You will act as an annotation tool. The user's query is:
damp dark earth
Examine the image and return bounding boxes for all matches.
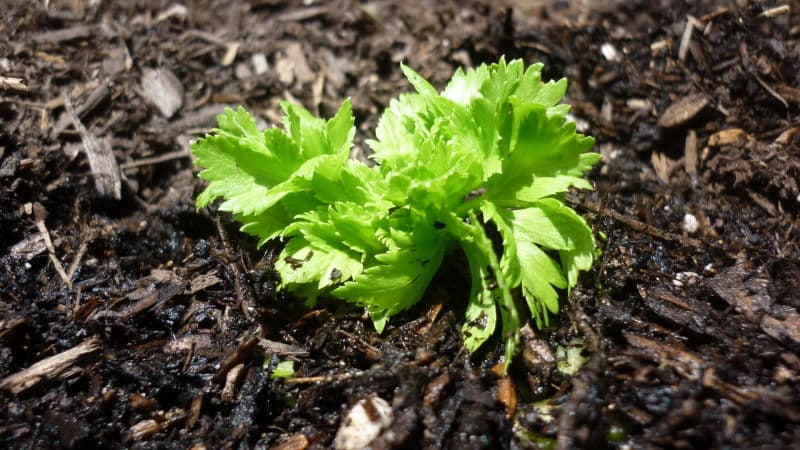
[2,1,799,448]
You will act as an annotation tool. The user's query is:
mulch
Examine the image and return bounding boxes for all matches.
[1,0,799,448]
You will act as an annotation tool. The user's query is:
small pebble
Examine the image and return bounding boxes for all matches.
[601,43,620,61]
[682,213,699,234]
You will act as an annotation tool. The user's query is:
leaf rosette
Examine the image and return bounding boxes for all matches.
[192,58,600,369]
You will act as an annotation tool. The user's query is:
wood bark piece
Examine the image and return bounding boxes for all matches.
[269,434,309,450]
[63,95,122,199]
[684,129,697,175]
[213,336,259,383]
[140,68,184,118]
[708,128,747,146]
[32,25,93,44]
[657,93,708,128]
[258,338,308,356]
[761,311,800,346]
[55,81,111,134]
[0,76,28,92]
[32,202,73,288]
[0,336,101,394]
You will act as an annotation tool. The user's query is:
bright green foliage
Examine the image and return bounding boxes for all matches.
[270,360,295,379]
[192,58,599,370]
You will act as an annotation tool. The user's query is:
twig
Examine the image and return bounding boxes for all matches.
[758,5,790,18]
[566,193,705,248]
[32,203,73,289]
[336,329,382,359]
[66,241,88,280]
[212,336,259,384]
[285,370,370,385]
[753,73,789,109]
[0,336,101,394]
[120,149,191,170]
[678,15,697,61]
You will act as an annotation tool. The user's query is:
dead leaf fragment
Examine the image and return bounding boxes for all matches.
[658,94,708,128]
[491,362,518,418]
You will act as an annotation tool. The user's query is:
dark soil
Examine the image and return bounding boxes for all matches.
[2,0,799,448]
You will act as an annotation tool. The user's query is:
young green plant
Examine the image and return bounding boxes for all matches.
[192,58,599,369]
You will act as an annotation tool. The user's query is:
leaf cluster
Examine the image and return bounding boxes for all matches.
[192,58,600,369]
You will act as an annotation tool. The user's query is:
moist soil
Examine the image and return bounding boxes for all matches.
[1,0,799,448]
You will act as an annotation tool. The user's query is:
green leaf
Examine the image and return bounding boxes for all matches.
[270,360,295,379]
[510,199,596,326]
[333,226,445,333]
[326,98,356,154]
[487,102,596,207]
[443,211,519,370]
[400,63,438,97]
[512,198,592,251]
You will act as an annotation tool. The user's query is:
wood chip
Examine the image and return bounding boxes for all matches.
[221,42,239,67]
[658,94,708,128]
[422,372,451,408]
[140,68,184,118]
[775,127,799,145]
[0,76,28,92]
[269,434,309,450]
[221,363,246,402]
[155,3,189,22]
[0,317,29,340]
[761,311,800,346]
[747,190,778,216]
[189,270,221,294]
[31,202,73,288]
[188,395,203,428]
[63,95,122,199]
[0,336,101,394]
[758,5,790,18]
[129,419,161,441]
[684,129,698,175]
[32,25,93,44]
[55,81,111,134]
[678,16,695,61]
[651,152,676,183]
[334,396,393,450]
[164,334,213,355]
[774,83,800,104]
[258,338,308,356]
[9,233,46,261]
[708,259,772,319]
[708,128,747,146]
[213,336,259,383]
[274,5,329,22]
[284,42,314,84]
